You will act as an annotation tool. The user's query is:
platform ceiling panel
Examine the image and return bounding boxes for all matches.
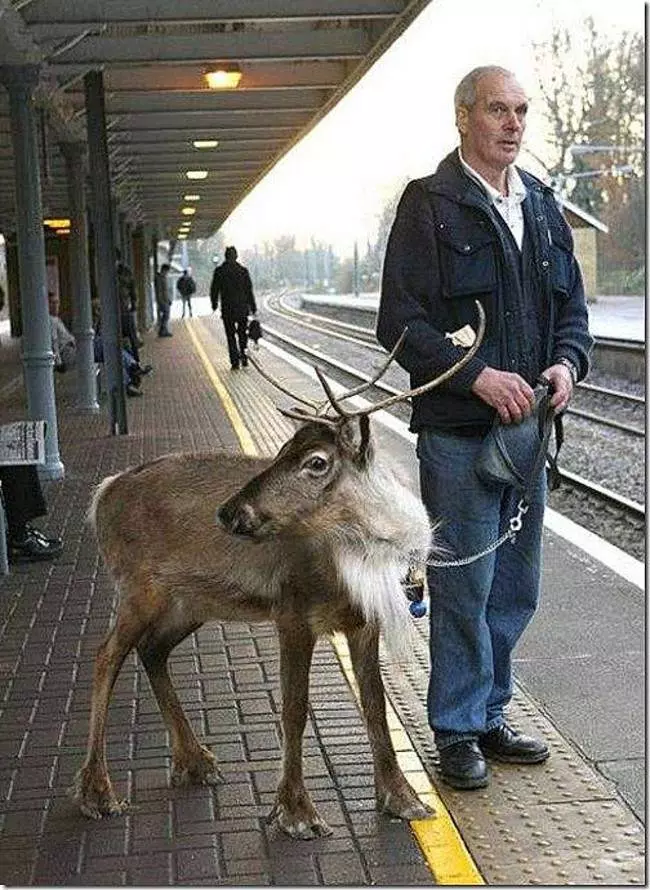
[0,0,431,239]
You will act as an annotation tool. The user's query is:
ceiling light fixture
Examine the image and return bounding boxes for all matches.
[186,170,208,180]
[44,218,71,228]
[204,64,242,90]
[181,207,196,216]
[193,139,219,149]
[183,194,201,201]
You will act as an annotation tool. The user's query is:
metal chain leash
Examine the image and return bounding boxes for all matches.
[427,499,530,569]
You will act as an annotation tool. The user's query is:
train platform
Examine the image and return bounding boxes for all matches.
[0,314,644,887]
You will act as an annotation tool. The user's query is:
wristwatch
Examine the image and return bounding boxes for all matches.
[557,357,578,384]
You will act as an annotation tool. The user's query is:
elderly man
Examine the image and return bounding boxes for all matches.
[377,66,593,789]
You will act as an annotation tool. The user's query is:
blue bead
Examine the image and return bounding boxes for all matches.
[409,601,427,619]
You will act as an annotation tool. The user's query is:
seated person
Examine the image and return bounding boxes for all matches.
[0,464,62,562]
[93,325,151,397]
[48,292,76,372]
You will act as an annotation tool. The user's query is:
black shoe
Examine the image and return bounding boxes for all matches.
[126,384,143,397]
[231,363,239,371]
[479,723,549,764]
[437,740,489,790]
[241,354,248,367]
[9,527,63,563]
[137,363,153,376]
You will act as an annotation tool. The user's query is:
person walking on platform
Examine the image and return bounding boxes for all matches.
[210,246,257,370]
[176,268,196,318]
[155,263,174,337]
[377,65,593,790]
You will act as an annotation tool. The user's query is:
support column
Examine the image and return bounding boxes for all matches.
[61,141,99,414]
[84,69,127,435]
[0,64,64,479]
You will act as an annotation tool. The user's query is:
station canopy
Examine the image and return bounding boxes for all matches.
[0,1,430,240]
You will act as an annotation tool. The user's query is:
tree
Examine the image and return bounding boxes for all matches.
[533,19,644,292]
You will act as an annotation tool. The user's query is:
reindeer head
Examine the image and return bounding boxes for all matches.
[217,301,485,542]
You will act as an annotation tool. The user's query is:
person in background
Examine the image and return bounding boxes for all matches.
[176,268,197,318]
[376,65,593,791]
[48,292,76,372]
[155,263,174,337]
[93,322,149,398]
[0,464,63,562]
[116,249,143,362]
[210,246,257,370]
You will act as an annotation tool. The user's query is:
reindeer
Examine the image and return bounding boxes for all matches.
[72,303,485,839]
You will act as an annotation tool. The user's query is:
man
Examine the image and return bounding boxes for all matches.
[210,246,257,369]
[0,465,63,562]
[116,250,143,361]
[377,66,593,790]
[48,292,76,372]
[176,268,197,318]
[155,263,174,337]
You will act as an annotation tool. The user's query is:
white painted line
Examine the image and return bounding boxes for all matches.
[543,508,644,591]
[260,338,645,591]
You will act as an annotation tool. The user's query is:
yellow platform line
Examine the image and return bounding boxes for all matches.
[187,321,484,885]
[185,320,257,456]
[331,634,484,886]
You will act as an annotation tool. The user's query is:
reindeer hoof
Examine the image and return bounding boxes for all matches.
[70,769,129,820]
[267,802,333,840]
[171,746,223,787]
[377,788,435,822]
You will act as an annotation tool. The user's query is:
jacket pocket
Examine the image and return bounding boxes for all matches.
[548,222,572,297]
[436,223,498,298]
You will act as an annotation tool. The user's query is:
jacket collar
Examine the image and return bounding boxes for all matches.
[425,149,552,207]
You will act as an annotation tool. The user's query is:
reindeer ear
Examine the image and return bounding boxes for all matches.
[353,415,373,468]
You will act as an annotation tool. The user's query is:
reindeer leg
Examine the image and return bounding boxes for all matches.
[137,621,222,787]
[346,624,433,821]
[72,606,147,819]
[269,615,332,840]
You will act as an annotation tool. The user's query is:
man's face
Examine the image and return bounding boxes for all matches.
[458,73,528,173]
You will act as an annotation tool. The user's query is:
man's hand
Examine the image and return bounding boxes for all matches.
[540,363,573,412]
[471,367,535,424]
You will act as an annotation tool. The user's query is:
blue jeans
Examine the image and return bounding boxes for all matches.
[417,429,546,749]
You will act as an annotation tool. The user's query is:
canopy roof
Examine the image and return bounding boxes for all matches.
[0,0,430,239]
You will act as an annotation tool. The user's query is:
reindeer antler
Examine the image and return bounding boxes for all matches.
[246,352,321,412]
[319,300,486,419]
[249,300,485,425]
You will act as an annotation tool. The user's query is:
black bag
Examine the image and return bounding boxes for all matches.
[474,379,562,500]
[247,317,262,343]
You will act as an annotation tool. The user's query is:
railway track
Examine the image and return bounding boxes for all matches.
[268,292,646,437]
[261,294,645,558]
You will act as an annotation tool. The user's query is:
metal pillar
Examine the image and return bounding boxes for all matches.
[0,64,64,479]
[84,69,127,435]
[118,211,127,262]
[61,141,99,414]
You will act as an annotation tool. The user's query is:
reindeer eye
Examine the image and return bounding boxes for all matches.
[303,454,330,475]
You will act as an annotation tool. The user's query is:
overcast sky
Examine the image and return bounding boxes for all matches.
[221,0,644,257]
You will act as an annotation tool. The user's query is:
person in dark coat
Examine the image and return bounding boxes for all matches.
[210,246,257,369]
[376,65,593,791]
[176,269,197,318]
[0,465,62,562]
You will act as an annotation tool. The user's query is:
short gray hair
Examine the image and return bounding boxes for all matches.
[454,66,515,112]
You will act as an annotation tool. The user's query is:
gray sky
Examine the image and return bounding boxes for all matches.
[222,0,644,256]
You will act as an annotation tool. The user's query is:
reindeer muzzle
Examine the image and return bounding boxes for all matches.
[216,499,261,537]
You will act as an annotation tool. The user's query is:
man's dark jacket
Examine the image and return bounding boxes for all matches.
[376,151,593,434]
[210,259,256,319]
